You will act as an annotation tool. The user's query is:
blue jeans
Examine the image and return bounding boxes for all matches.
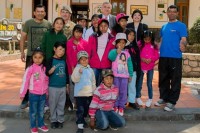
[29,93,46,128]
[137,69,154,99]
[95,110,125,129]
[128,72,137,103]
[92,68,102,86]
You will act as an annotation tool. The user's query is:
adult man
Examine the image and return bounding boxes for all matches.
[60,5,76,40]
[155,5,187,111]
[98,2,116,30]
[20,4,51,109]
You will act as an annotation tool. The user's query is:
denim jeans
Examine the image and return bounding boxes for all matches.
[128,72,137,103]
[29,93,46,128]
[92,68,102,86]
[95,110,125,129]
[137,69,154,99]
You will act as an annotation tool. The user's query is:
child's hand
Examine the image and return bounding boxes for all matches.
[79,68,83,73]
[49,66,56,74]
[90,117,95,130]
[20,97,24,100]
[146,59,152,64]
[117,46,122,54]
[129,77,132,82]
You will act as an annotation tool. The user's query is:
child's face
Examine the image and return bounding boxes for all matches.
[79,57,88,67]
[54,19,64,32]
[144,37,151,43]
[33,53,44,65]
[78,19,87,28]
[92,17,99,28]
[128,32,135,42]
[54,46,65,58]
[116,39,126,49]
[74,30,83,40]
[103,76,114,88]
[99,22,109,33]
[118,18,127,29]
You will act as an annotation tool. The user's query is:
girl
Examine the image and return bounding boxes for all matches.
[20,48,49,133]
[89,69,125,131]
[71,51,96,133]
[87,18,115,86]
[66,24,88,109]
[124,28,140,110]
[41,17,67,61]
[46,42,69,129]
[111,13,129,36]
[127,9,148,42]
[108,33,133,116]
[85,14,99,41]
[137,30,159,107]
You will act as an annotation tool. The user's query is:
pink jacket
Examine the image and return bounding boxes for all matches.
[66,37,88,74]
[87,33,115,69]
[20,64,49,97]
[139,42,159,71]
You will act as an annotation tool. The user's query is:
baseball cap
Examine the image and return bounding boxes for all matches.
[61,5,72,14]
[102,69,114,78]
[116,13,129,22]
[77,51,88,61]
[112,33,130,46]
[98,18,109,25]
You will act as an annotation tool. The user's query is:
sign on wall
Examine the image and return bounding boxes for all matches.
[155,0,168,22]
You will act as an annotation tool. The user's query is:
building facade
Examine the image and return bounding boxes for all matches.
[0,0,199,28]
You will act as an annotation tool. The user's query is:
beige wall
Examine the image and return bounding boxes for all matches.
[188,0,200,28]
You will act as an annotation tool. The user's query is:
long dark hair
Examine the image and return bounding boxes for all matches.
[72,24,83,36]
[140,30,157,50]
[50,17,65,33]
[27,47,45,68]
[97,20,109,37]
[125,28,137,45]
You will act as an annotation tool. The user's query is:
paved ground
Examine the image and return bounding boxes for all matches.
[0,59,200,108]
[0,118,200,133]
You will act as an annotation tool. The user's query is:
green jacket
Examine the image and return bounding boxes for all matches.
[41,29,67,61]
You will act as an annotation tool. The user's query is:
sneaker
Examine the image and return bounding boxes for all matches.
[114,107,118,113]
[51,122,58,129]
[154,99,166,107]
[38,125,49,132]
[136,98,144,106]
[76,128,83,133]
[44,106,49,113]
[109,125,118,130]
[118,108,124,116]
[20,100,28,109]
[57,122,63,129]
[145,99,152,108]
[164,103,175,112]
[129,103,140,110]
[31,128,38,133]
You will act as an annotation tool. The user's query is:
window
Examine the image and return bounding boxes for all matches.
[111,0,126,16]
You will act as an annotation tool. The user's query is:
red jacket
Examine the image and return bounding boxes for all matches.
[87,33,115,69]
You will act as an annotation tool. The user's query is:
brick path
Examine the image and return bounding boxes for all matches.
[0,59,200,109]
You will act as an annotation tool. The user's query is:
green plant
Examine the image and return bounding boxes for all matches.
[188,17,200,44]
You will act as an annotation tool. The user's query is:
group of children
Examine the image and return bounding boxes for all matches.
[19,11,159,133]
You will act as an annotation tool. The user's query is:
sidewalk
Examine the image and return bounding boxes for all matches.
[0,59,200,121]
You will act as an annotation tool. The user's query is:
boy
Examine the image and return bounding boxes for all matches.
[89,69,126,131]
[71,51,96,133]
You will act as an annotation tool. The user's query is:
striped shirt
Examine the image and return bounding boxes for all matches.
[89,83,119,118]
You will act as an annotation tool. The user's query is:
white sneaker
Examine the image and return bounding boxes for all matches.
[145,99,152,108]
[154,99,166,107]
[136,98,144,106]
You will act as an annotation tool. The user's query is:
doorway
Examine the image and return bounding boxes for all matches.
[32,0,48,20]
[71,5,89,23]
[175,0,189,26]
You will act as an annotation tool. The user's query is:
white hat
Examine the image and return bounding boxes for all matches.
[112,33,130,46]
[77,51,88,61]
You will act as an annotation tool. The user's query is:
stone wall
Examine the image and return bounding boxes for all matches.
[182,53,200,77]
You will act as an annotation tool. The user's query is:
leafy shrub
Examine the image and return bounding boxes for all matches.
[188,17,200,44]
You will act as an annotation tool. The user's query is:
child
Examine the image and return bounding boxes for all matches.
[46,42,69,129]
[77,14,90,39]
[66,24,88,110]
[71,51,96,133]
[108,33,133,116]
[124,28,140,110]
[20,48,49,133]
[41,17,67,61]
[111,13,129,36]
[137,30,159,107]
[89,69,126,131]
[87,18,115,86]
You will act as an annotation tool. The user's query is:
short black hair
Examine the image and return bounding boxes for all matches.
[54,41,65,49]
[131,9,143,21]
[34,4,45,11]
[167,5,179,12]
[73,24,83,36]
